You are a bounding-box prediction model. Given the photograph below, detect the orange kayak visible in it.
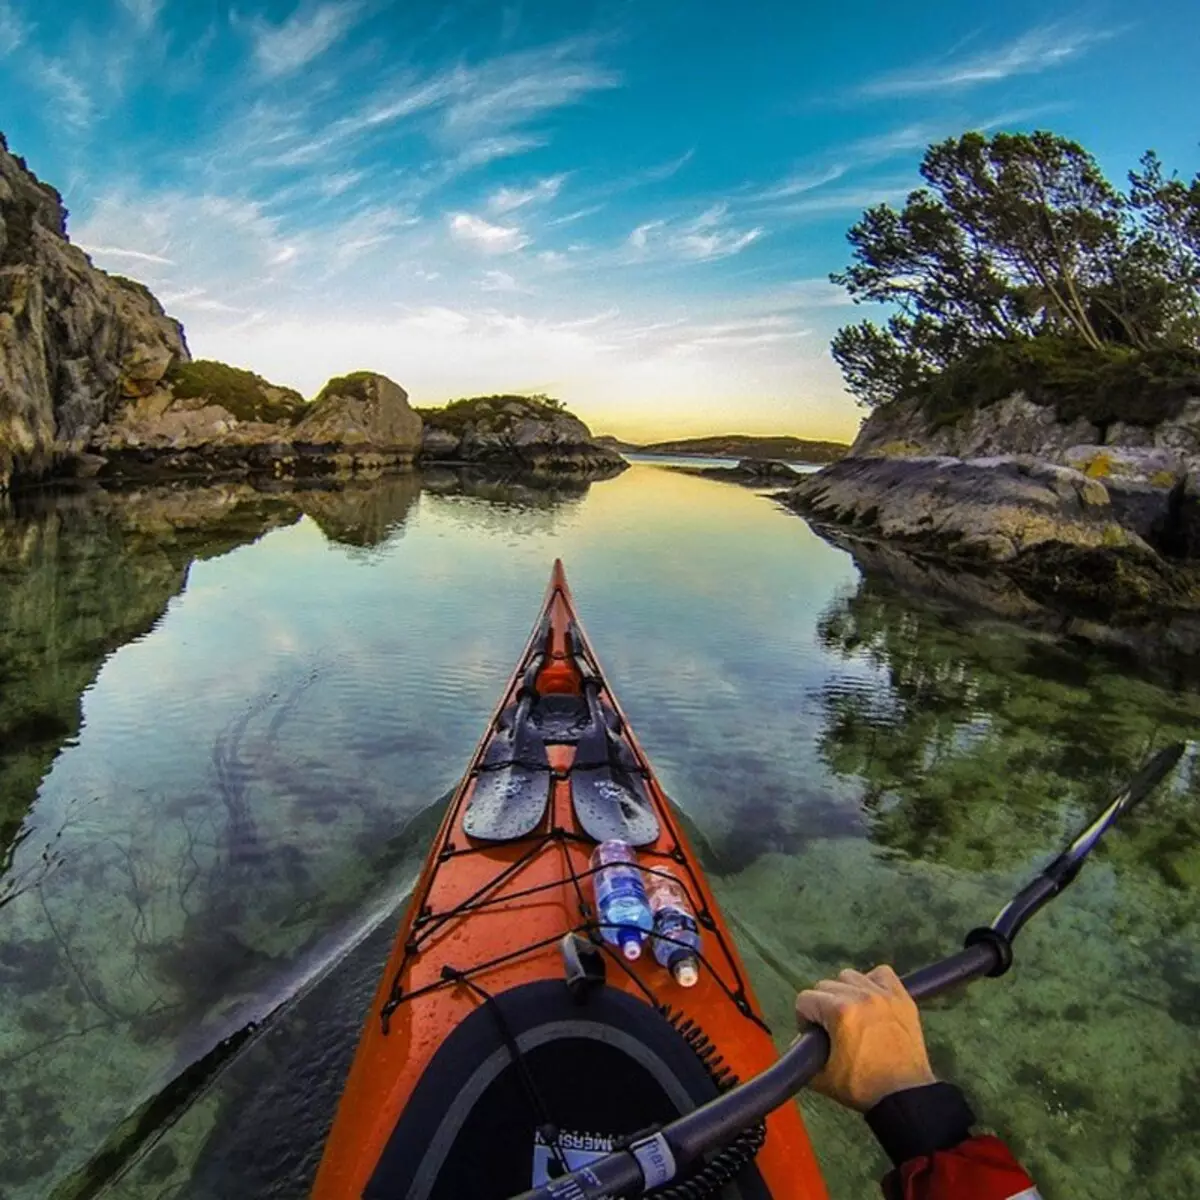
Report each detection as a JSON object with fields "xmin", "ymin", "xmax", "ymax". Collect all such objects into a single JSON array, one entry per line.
[{"xmin": 313, "ymin": 561, "xmax": 828, "ymax": 1199}]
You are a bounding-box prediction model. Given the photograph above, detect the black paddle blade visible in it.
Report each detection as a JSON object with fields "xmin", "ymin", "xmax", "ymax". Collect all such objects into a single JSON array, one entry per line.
[
  {"xmin": 463, "ymin": 697, "xmax": 552, "ymax": 841},
  {"xmin": 462, "ymin": 765, "xmax": 552, "ymax": 841},
  {"xmin": 991, "ymin": 741, "xmax": 1188, "ymax": 941},
  {"xmin": 570, "ymin": 766, "xmax": 659, "ymax": 846},
  {"xmin": 568, "ymin": 685, "xmax": 660, "ymax": 846}
]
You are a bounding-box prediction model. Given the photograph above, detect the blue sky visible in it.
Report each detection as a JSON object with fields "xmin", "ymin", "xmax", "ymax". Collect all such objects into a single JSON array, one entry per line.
[{"xmin": 1, "ymin": 1, "xmax": 1197, "ymax": 440}]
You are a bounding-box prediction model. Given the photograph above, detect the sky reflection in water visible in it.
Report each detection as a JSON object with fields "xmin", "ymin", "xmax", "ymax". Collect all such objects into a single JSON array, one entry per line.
[{"xmin": 0, "ymin": 465, "xmax": 1197, "ymax": 1199}]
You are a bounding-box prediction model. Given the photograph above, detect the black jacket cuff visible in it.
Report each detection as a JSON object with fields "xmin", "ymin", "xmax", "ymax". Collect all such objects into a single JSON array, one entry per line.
[{"xmin": 865, "ymin": 1082, "xmax": 976, "ymax": 1167}]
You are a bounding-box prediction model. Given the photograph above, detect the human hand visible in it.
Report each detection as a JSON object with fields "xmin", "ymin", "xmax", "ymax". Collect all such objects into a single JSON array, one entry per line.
[{"xmin": 795, "ymin": 965, "xmax": 936, "ymax": 1112}]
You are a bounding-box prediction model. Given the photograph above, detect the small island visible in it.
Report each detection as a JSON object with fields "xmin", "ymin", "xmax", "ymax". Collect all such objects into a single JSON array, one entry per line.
[{"xmin": 598, "ymin": 433, "xmax": 848, "ymax": 463}]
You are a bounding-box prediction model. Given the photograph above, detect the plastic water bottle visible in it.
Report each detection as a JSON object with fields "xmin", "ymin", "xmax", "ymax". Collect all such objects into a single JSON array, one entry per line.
[
  {"xmin": 590, "ymin": 840, "xmax": 653, "ymax": 960},
  {"xmin": 647, "ymin": 871, "xmax": 702, "ymax": 987}
]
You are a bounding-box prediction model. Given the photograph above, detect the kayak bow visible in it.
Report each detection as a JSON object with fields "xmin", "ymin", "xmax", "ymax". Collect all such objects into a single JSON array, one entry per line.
[{"xmin": 313, "ymin": 561, "xmax": 827, "ymax": 1199}]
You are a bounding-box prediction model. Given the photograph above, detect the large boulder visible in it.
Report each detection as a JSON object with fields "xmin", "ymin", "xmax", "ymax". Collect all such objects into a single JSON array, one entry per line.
[
  {"xmin": 786, "ymin": 455, "xmax": 1143, "ymax": 563},
  {"xmin": 296, "ymin": 372, "xmax": 422, "ymax": 457},
  {"xmin": 0, "ymin": 134, "xmax": 188, "ymax": 490}
]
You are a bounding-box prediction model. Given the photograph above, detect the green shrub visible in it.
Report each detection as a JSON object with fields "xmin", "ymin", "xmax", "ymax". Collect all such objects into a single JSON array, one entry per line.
[
  {"xmin": 921, "ymin": 337, "xmax": 1200, "ymax": 432},
  {"xmin": 317, "ymin": 371, "xmax": 379, "ymax": 405},
  {"xmin": 166, "ymin": 360, "xmax": 307, "ymax": 424}
]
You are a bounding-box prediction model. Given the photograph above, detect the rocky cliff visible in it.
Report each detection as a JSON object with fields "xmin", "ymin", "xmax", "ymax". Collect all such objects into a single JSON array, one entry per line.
[
  {"xmin": 418, "ymin": 395, "xmax": 626, "ymax": 475},
  {"xmin": 850, "ymin": 391, "xmax": 1200, "ymax": 471},
  {"xmin": 0, "ymin": 134, "xmax": 189, "ymax": 490}
]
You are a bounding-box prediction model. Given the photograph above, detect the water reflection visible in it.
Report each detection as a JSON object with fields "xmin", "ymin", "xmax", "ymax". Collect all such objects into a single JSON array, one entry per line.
[
  {"xmin": 815, "ymin": 549, "xmax": 1200, "ymax": 875},
  {"xmin": 1, "ymin": 465, "xmax": 1197, "ymax": 1200}
]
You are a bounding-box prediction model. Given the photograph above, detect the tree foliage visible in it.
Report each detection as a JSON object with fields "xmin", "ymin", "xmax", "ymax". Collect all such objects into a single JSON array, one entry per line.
[{"xmin": 830, "ymin": 132, "xmax": 1200, "ymax": 411}]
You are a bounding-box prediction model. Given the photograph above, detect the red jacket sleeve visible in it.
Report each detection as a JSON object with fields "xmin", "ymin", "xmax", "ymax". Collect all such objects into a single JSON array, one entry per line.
[{"xmin": 883, "ymin": 1134, "xmax": 1040, "ymax": 1200}]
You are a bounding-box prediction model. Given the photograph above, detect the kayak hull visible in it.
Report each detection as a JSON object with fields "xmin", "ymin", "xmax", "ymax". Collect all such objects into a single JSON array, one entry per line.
[{"xmin": 313, "ymin": 561, "xmax": 828, "ymax": 1199}]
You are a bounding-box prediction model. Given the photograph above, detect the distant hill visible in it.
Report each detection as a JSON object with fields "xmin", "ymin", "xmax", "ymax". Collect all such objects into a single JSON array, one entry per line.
[
  {"xmin": 597, "ymin": 433, "xmax": 849, "ymax": 463},
  {"xmin": 594, "ymin": 434, "xmax": 642, "ymax": 452}
]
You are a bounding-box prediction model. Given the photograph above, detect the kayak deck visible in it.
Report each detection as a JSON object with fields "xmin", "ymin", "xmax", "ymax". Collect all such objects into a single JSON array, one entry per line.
[{"xmin": 313, "ymin": 561, "xmax": 827, "ymax": 1199}]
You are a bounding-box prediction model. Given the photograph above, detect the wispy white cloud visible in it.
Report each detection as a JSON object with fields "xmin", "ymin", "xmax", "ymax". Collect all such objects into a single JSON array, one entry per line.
[
  {"xmin": 158, "ymin": 286, "xmax": 250, "ymax": 314},
  {"xmin": 628, "ymin": 204, "xmax": 763, "ymax": 263},
  {"xmin": 546, "ymin": 204, "xmax": 605, "ymax": 227},
  {"xmin": 488, "ymin": 174, "xmax": 567, "ymax": 214},
  {"xmin": 766, "ymin": 182, "xmax": 913, "ymax": 218},
  {"xmin": 317, "ymin": 170, "xmax": 366, "ymax": 197},
  {"xmin": 754, "ymin": 163, "xmax": 849, "ymax": 202},
  {"xmin": 479, "ymin": 269, "xmax": 526, "ymax": 293},
  {"xmin": 35, "ymin": 59, "xmax": 93, "ymax": 129},
  {"xmin": 628, "ymin": 149, "xmax": 695, "ymax": 186},
  {"xmin": 627, "ymin": 221, "xmax": 664, "ymax": 252},
  {"xmin": 327, "ymin": 206, "xmax": 421, "ymax": 269},
  {"xmin": 440, "ymin": 42, "xmax": 621, "ymax": 134},
  {"xmin": 452, "ymin": 134, "xmax": 549, "ymax": 171},
  {"xmin": 80, "ymin": 244, "xmax": 176, "ymax": 266},
  {"xmin": 448, "ymin": 211, "xmax": 531, "ymax": 253},
  {"xmin": 0, "ymin": 1, "xmax": 25, "ymax": 56},
  {"xmin": 247, "ymin": 1, "xmax": 364, "ymax": 79},
  {"xmin": 858, "ymin": 23, "xmax": 1117, "ymax": 98}
]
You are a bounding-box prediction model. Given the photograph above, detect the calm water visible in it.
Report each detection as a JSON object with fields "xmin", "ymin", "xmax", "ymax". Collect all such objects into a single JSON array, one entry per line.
[{"xmin": 1, "ymin": 466, "xmax": 1197, "ymax": 1200}]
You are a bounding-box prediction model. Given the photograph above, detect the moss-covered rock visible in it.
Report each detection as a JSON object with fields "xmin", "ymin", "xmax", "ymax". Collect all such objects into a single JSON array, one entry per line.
[
  {"xmin": 297, "ymin": 372, "xmax": 421, "ymax": 455},
  {"xmin": 165, "ymin": 361, "xmax": 306, "ymax": 425}
]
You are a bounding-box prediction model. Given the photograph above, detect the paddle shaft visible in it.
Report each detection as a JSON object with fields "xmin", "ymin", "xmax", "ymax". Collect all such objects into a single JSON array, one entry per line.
[
  {"xmin": 511, "ymin": 742, "xmax": 1186, "ymax": 1200},
  {"xmin": 512, "ymin": 941, "xmax": 1000, "ymax": 1200}
]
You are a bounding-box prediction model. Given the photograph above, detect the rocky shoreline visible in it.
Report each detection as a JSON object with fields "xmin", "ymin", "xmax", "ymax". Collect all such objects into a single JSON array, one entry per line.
[
  {"xmin": 0, "ymin": 137, "xmax": 622, "ymax": 493},
  {"xmin": 784, "ymin": 391, "xmax": 1200, "ymax": 618}
]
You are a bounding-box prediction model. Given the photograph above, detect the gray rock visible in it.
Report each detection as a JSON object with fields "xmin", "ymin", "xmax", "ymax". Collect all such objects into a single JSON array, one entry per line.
[
  {"xmin": 295, "ymin": 372, "xmax": 422, "ymax": 457},
  {"xmin": 1061, "ymin": 444, "xmax": 1188, "ymax": 484},
  {"xmin": 421, "ymin": 426, "xmax": 460, "ymax": 458},
  {"xmin": 1106, "ymin": 398, "xmax": 1200, "ymax": 457},
  {"xmin": 851, "ymin": 393, "xmax": 1101, "ymax": 460},
  {"xmin": 0, "ymin": 136, "xmax": 188, "ymax": 490},
  {"xmin": 734, "ymin": 458, "xmax": 800, "ymax": 481},
  {"xmin": 419, "ymin": 396, "xmax": 625, "ymax": 475},
  {"xmin": 785, "ymin": 455, "xmax": 1142, "ymax": 563}
]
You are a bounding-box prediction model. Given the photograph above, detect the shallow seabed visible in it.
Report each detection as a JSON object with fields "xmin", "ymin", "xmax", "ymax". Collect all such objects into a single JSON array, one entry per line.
[{"xmin": 1, "ymin": 465, "xmax": 1197, "ymax": 1199}]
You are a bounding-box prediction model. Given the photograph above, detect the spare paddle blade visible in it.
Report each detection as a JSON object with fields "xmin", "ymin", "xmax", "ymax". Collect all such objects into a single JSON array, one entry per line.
[
  {"xmin": 463, "ymin": 697, "xmax": 552, "ymax": 842},
  {"xmin": 568, "ymin": 686, "xmax": 660, "ymax": 846},
  {"xmin": 571, "ymin": 766, "xmax": 659, "ymax": 846},
  {"xmin": 462, "ymin": 764, "xmax": 552, "ymax": 841}
]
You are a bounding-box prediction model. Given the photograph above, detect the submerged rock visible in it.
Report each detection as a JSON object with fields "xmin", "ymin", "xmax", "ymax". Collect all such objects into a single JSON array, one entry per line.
[{"xmin": 669, "ymin": 458, "xmax": 802, "ymax": 486}]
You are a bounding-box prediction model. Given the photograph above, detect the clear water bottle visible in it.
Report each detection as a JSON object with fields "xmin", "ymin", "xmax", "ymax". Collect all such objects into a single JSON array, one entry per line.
[
  {"xmin": 590, "ymin": 840, "xmax": 653, "ymax": 960},
  {"xmin": 647, "ymin": 871, "xmax": 701, "ymax": 987}
]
